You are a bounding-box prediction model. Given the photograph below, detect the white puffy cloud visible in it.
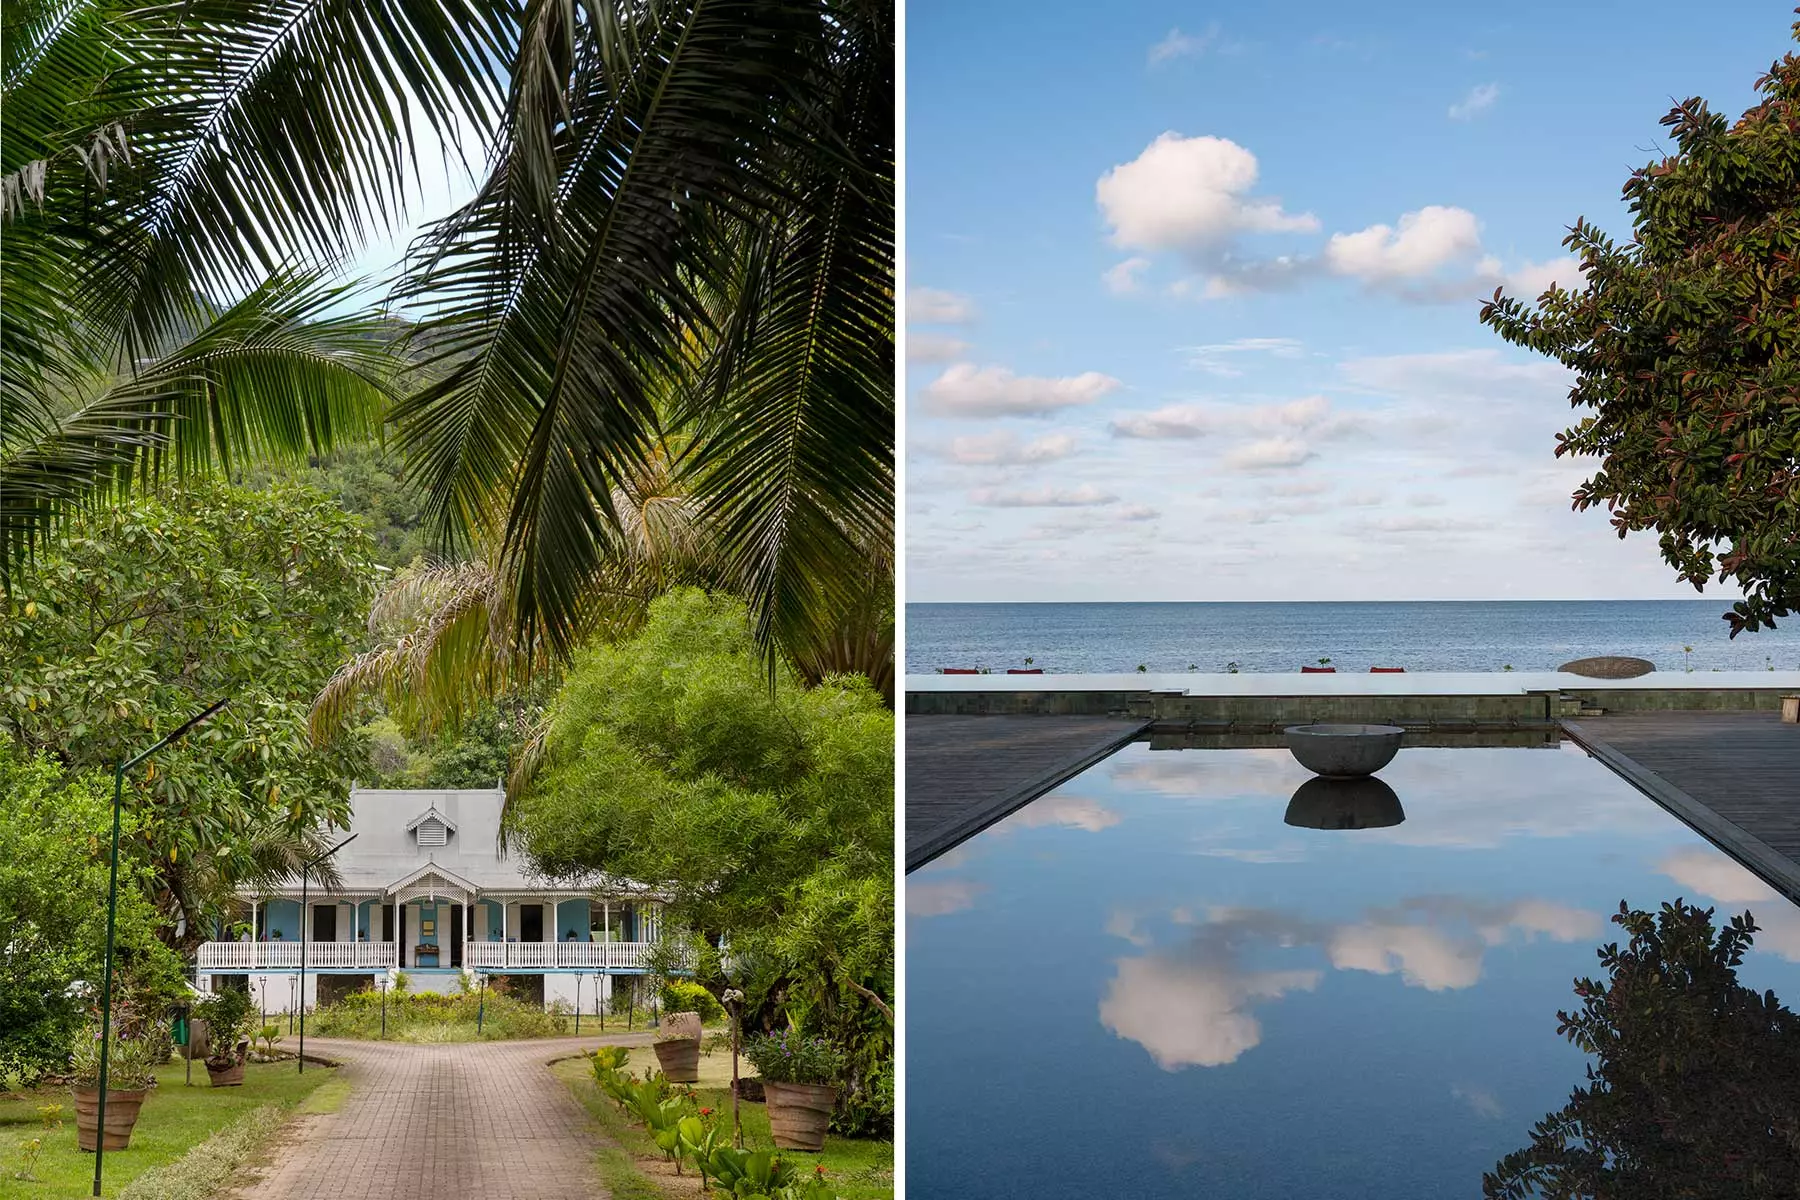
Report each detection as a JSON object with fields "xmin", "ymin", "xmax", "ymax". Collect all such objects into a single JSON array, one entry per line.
[
  {"xmin": 1100, "ymin": 940, "xmax": 1322, "ymax": 1069},
  {"xmin": 1117, "ymin": 504, "xmax": 1162, "ymax": 521},
  {"xmin": 1485, "ymin": 254, "xmax": 1586, "ymax": 298},
  {"xmin": 1109, "ymin": 394, "xmax": 1339, "ymax": 441},
  {"xmin": 908, "ymin": 287, "xmax": 977, "ymax": 324},
  {"xmin": 969, "ymin": 484, "xmax": 1119, "ymax": 508},
  {"xmin": 1449, "ymin": 83, "xmax": 1501, "ymax": 121},
  {"xmin": 1097, "ymin": 134, "xmax": 1318, "ymax": 258},
  {"xmin": 1224, "ymin": 437, "xmax": 1315, "ymax": 471},
  {"xmin": 921, "ymin": 363, "xmax": 1122, "ymax": 418},
  {"xmin": 1325, "ymin": 206, "xmax": 1484, "ymax": 283},
  {"xmin": 1005, "ymin": 795, "xmax": 1123, "ymax": 833},
  {"xmin": 1658, "ymin": 849, "xmax": 1800, "ymax": 961},
  {"xmin": 1098, "ymin": 893, "xmax": 1597, "ymax": 1069},
  {"xmin": 936, "ymin": 431, "xmax": 1078, "ymax": 466},
  {"xmin": 908, "ymin": 332, "xmax": 972, "ymax": 363},
  {"xmin": 906, "ymin": 880, "xmax": 985, "ymax": 918},
  {"xmin": 1103, "ymin": 256, "xmax": 1152, "ymax": 294}
]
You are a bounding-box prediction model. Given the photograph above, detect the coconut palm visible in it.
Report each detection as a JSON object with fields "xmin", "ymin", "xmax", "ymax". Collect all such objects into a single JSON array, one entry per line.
[
  {"xmin": 7, "ymin": 0, "xmax": 893, "ymax": 685},
  {"xmin": 1, "ymin": 0, "xmax": 513, "ymax": 567},
  {"xmin": 395, "ymin": 0, "xmax": 894, "ymax": 669}
]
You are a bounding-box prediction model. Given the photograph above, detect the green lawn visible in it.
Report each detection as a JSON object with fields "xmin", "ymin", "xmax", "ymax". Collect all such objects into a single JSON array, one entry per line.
[
  {"xmin": 0, "ymin": 1058, "xmax": 339, "ymax": 1198},
  {"xmin": 553, "ymin": 1047, "xmax": 893, "ymax": 1200}
]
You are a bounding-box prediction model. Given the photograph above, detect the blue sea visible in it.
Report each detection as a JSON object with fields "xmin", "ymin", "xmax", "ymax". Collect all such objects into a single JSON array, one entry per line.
[{"xmin": 905, "ymin": 600, "xmax": 1800, "ymax": 675}]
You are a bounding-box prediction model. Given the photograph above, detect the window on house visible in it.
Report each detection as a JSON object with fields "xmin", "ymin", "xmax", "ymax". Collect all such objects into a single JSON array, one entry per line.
[{"xmin": 416, "ymin": 817, "xmax": 447, "ymax": 847}]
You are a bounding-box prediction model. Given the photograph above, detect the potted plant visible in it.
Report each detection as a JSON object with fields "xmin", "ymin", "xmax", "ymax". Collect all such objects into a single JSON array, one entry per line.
[
  {"xmin": 70, "ymin": 1023, "xmax": 161, "ymax": 1151},
  {"xmin": 743, "ymin": 1032, "xmax": 845, "ymax": 1151},
  {"xmin": 652, "ymin": 1011, "xmax": 703, "ymax": 1082},
  {"xmin": 195, "ymin": 988, "xmax": 252, "ymax": 1086}
]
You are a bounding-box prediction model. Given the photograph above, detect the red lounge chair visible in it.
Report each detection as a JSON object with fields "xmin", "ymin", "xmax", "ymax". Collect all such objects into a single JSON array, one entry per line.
[
  {"xmin": 1300, "ymin": 666, "xmax": 1337, "ymax": 673},
  {"xmin": 1369, "ymin": 667, "xmax": 1406, "ymax": 673},
  {"xmin": 940, "ymin": 668, "xmax": 981, "ymax": 674},
  {"xmin": 1006, "ymin": 668, "xmax": 1043, "ymax": 674}
]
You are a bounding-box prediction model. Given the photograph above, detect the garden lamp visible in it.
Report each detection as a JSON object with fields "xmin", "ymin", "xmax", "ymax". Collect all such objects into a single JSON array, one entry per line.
[
  {"xmin": 297, "ymin": 834, "xmax": 356, "ymax": 1074},
  {"xmin": 93, "ymin": 697, "xmax": 228, "ymax": 1197}
]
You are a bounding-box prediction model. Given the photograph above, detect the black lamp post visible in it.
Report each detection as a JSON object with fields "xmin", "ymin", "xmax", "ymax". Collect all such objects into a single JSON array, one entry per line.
[
  {"xmin": 92, "ymin": 698, "xmax": 228, "ymax": 1198},
  {"xmin": 297, "ymin": 835, "xmax": 356, "ymax": 1074}
]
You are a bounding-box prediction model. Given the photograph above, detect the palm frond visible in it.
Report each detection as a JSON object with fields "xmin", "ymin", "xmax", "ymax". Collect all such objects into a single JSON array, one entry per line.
[
  {"xmin": 1, "ymin": 271, "xmax": 396, "ymax": 569},
  {"xmin": 393, "ymin": 0, "xmax": 877, "ymax": 659}
]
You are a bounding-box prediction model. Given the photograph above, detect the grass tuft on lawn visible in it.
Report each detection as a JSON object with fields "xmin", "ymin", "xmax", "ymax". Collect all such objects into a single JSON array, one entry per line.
[
  {"xmin": 0, "ymin": 1058, "xmax": 337, "ymax": 1197},
  {"xmin": 553, "ymin": 1046, "xmax": 893, "ymax": 1200}
]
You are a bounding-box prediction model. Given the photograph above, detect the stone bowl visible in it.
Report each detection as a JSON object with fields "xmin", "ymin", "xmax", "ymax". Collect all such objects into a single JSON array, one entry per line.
[
  {"xmin": 1284, "ymin": 776, "xmax": 1405, "ymax": 829},
  {"xmin": 1558, "ymin": 655, "xmax": 1654, "ymax": 679},
  {"xmin": 1284, "ymin": 723, "xmax": 1405, "ymax": 778}
]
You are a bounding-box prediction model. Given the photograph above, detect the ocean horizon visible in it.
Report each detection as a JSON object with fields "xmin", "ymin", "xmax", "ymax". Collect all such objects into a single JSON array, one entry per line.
[{"xmin": 904, "ymin": 599, "xmax": 1800, "ymax": 676}]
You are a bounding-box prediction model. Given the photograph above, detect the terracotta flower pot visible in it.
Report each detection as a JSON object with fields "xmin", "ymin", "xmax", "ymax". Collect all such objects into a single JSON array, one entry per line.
[
  {"xmin": 653, "ymin": 1037, "xmax": 701, "ymax": 1082},
  {"xmin": 762, "ymin": 1080, "xmax": 837, "ymax": 1151},
  {"xmin": 73, "ymin": 1086, "xmax": 149, "ymax": 1151},
  {"xmin": 663, "ymin": 1011, "xmax": 704, "ymax": 1041},
  {"xmin": 205, "ymin": 1059, "xmax": 245, "ymax": 1087}
]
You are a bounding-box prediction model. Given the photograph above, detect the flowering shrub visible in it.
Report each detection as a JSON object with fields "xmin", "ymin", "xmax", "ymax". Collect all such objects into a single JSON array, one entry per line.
[
  {"xmin": 69, "ymin": 1022, "xmax": 163, "ymax": 1090},
  {"xmin": 742, "ymin": 1032, "xmax": 845, "ymax": 1086}
]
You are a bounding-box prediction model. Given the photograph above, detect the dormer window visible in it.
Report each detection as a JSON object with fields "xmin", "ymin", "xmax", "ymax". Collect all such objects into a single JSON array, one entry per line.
[{"xmin": 405, "ymin": 805, "xmax": 458, "ymax": 849}]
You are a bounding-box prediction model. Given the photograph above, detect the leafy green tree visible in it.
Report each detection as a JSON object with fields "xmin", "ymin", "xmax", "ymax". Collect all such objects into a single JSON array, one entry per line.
[
  {"xmin": 1485, "ymin": 901, "xmax": 1800, "ymax": 1199},
  {"xmin": 0, "ymin": 482, "xmax": 376, "ymax": 946},
  {"xmin": 1481, "ymin": 15, "xmax": 1800, "ymax": 635},
  {"xmin": 245, "ymin": 443, "xmax": 436, "ymax": 571},
  {"xmin": 513, "ymin": 588, "xmax": 893, "ymax": 1131},
  {"xmin": 0, "ymin": 744, "xmax": 183, "ymax": 1087}
]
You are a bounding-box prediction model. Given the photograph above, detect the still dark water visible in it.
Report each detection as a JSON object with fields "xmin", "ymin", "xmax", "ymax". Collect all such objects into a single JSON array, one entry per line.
[
  {"xmin": 905, "ymin": 600, "xmax": 1800, "ymax": 674},
  {"xmin": 907, "ymin": 743, "xmax": 1800, "ymax": 1198}
]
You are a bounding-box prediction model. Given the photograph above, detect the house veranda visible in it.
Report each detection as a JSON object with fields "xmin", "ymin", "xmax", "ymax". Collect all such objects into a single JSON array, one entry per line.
[{"xmin": 194, "ymin": 785, "xmax": 671, "ymax": 1012}]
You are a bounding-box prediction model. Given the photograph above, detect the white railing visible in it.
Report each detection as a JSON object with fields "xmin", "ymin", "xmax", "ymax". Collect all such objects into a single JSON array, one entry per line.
[
  {"xmin": 465, "ymin": 941, "xmax": 657, "ymax": 971},
  {"xmin": 196, "ymin": 942, "xmax": 397, "ymax": 971}
]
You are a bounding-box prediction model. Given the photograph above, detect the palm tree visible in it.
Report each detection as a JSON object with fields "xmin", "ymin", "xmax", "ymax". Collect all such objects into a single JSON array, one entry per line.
[
  {"xmin": 1, "ymin": 0, "xmax": 513, "ymax": 566},
  {"xmin": 7, "ymin": 0, "xmax": 893, "ymax": 689},
  {"xmin": 395, "ymin": 0, "xmax": 894, "ymax": 671}
]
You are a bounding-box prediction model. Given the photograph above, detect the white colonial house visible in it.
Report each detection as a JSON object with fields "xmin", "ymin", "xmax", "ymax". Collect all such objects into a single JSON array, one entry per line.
[{"xmin": 195, "ymin": 784, "xmax": 669, "ymax": 1012}]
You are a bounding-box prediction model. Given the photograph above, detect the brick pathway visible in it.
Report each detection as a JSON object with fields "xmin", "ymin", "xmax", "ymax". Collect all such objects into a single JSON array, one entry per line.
[{"xmin": 235, "ymin": 1034, "xmax": 651, "ymax": 1200}]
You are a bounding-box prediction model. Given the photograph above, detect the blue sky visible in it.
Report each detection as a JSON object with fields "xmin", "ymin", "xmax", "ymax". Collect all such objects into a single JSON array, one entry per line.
[{"xmin": 904, "ymin": 1, "xmax": 1793, "ymax": 602}]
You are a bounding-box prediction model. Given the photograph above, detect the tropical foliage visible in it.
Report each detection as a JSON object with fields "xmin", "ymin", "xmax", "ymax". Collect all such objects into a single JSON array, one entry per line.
[
  {"xmin": 0, "ymin": 483, "xmax": 375, "ymax": 947},
  {"xmin": 0, "ymin": 744, "xmax": 183, "ymax": 1088},
  {"xmin": 513, "ymin": 588, "xmax": 894, "ymax": 1132},
  {"xmin": 393, "ymin": 0, "xmax": 895, "ymax": 674},
  {"xmin": 1481, "ymin": 14, "xmax": 1800, "ymax": 635}
]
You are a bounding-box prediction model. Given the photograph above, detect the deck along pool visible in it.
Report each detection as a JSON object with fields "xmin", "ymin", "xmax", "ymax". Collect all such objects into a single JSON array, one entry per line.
[{"xmin": 906, "ymin": 740, "xmax": 1800, "ymax": 1198}]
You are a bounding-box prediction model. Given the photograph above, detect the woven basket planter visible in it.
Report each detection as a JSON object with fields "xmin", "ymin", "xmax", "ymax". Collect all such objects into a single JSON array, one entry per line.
[
  {"xmin": 73, "ymin": 1086, "xmax": 149, "ymax": 1151},
  {"xmin": 653, "ymin": 1037, "xmax": 701, "ymax": 1082},
  {"xmin": 763, "ymin": 1081, "xmax": 837, "ymax": 1151}
]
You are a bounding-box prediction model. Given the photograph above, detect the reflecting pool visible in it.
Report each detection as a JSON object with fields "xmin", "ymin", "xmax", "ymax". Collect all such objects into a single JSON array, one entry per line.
[{"xmin": 906, "ymin": 741, "xmax": 1800, "ymax": 1198}]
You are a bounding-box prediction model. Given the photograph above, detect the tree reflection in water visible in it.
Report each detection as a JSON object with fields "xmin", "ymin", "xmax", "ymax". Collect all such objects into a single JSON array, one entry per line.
[{"xmin": 1485, "ymin": 901, "xmax": 1800, "ymax": 1199}]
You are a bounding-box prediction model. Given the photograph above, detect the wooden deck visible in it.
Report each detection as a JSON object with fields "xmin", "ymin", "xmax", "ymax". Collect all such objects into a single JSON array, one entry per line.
[
  {"xmin": 906, "ymin": 715, "xmax": 1150, "ymax": 872},
  {"xmin": 1562, "ymin": 711, "xmax": 1800, "ymax": 901}
]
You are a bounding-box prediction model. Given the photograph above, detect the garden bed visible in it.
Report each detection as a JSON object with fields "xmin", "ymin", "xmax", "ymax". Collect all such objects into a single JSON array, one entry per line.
[
  {"xmin": 0, "ymin": 1058, "xmax": 341, "ymax": 1196},
  {"xmin": 553, "ymin": 1046, "xmax": 892, "ymax": 1200}
]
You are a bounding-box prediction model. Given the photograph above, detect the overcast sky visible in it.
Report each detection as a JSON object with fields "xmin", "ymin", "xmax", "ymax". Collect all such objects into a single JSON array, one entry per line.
[{"xmin": 905, "ymin": 0, "xmax": 1788, "ymax": 603}]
